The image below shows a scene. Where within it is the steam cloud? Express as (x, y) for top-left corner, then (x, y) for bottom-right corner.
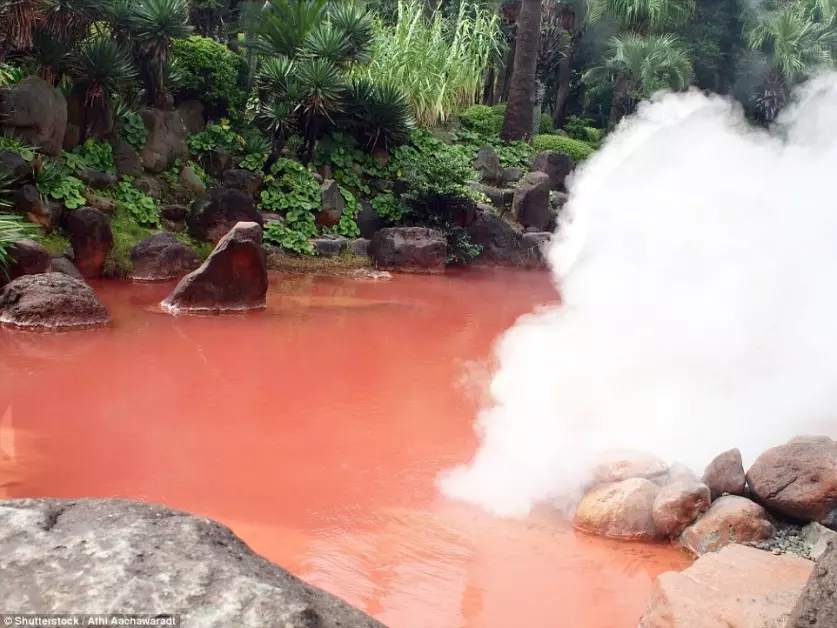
(440, 75), (837, 517)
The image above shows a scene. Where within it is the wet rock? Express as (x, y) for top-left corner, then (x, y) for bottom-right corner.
(0, 498), (382, 627)
(83, 191), (117, 214)
(0, 76), (67, 156)
(139, 108), (189, 173)
(369, 227), (446, 274)
(0, 150), (34, 181)
(520, 232), (550, 269)
(551, 190), (569, 208)
(221, 169), (263, 198)
(161, 204), (189, 222)
(703, 448), (746, 500)
(475, 145), (502, 184)
(162, 222), (267, 313)
(207, 150), (233, 178)
(591, 450), (670, 486)
(501, 166), (524, 186)
(0, 273), (109, 329)
(352, 269), (391, 281)
(176, 100), (205, 135)
(78, 168), (117, 190)
(130, 233), (200, 281)
(470, 182), (508, 210)
(111, 138), (143, 177)
(747, 436), (837, 527)
(317, 180), (344, 229)
(512, 172), (552, 231)
(135, 175), (163, 200)
(467, 211), (525, 266)
(49, 256), (83, 280)
(350, 238), (370, 257)
(787, 542), (837, 627)
(312, 235), (348, 258)
(679, 495), (775, 556)
(357, 200), (385, 238)
(573, 477), (660, 540)
(639, 544), (814, 628)
(13, 184), (48, 224)
(187, 187), (262, 243)
(652, 480), (712, 538)
(66, 207), (113, 278)
(532, 150), (574, 191)
(801, 522), (837, 560)
(1, 239), (51, 284)
(179, 165), (205, 196)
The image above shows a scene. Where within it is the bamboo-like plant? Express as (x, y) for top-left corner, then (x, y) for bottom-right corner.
(361, 0), (505, 127)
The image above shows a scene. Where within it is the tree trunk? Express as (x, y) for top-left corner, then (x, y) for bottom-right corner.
(501, 0), (542, 141)
(482, 65), (496, 105)
(552, 3), (577, 128)
(608, 74), (629, 127)
(496, 37), (516, 103)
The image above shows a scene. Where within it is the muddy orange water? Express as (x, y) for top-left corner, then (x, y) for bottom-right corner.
(0, 269), (690, 627)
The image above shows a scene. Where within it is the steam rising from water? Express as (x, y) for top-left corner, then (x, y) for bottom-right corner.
(441, 75), (837, 517)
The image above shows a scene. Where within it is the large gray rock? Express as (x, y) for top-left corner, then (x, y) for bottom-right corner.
(703, 448), (746, 500)
(139, 108), (189, 173)
(0, 498), (381, 628)
(788, 543), (837, 627)
(49, 256), (83, 280)
(512, 172), (552, 231)
(532, 150), (574, 191)
(13, 184), (48, 224)
(176, 100), (205, 135)
(78, 168), (117, 189)
(652, 480), (711, 538)
(679, 495), (775, 556)
(221, 169), (263, 198)
(369, 227), (446, 274)
(357, 200), (385, 238)
(0, 273), (109, 329)
(66, 207), (113, 278)
(163, 222), (267, 313)
(311, 235), (348, 258)
(111, 138), (143, 177)
(317, 180), (344, 228)
(747, 436), (837, 528)
(187, 187), (263, 243)
(0, 149), (34, 181)
(130, 232), (201, 281)
(474, 145), (502, 184)
(0, 239), (51, 285)
(0, 76), (67, 156)
(467, 211), (525, 266)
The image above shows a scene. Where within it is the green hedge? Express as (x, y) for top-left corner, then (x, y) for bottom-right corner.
(171, 36), (246, 114)
(460, 104), (555, 136)
(531, 134), (596, 162)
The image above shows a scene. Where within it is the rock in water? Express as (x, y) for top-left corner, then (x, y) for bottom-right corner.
(0, 76), (67, 156)
(512, 172), (553, 232)
(369, 227), (447, 274)
(130, 233), (201, 281)
(787, 542), (837, 627)
(652, 480), (712, 538)
(66, 208), (114, 278)
(162, 222), (267, 313)
(466, 211), (526, 266)
(679, 495), (775, 556)
(0, 273), (110, 329)
(573, 477), (661, 540)
(591, 449), (670, 485)
(746, 436), (837, 528)
(0, 498), (382, 628)
(639, 544), (814, 628)
(187, 187), (263, 244)
(702, 448), (746, 500)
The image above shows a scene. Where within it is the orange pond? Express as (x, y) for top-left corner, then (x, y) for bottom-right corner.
(0, 269), (690, 627)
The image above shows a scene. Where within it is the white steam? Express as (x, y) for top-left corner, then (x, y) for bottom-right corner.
(441, 75), (837, 517)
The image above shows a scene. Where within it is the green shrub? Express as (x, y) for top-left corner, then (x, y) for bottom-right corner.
(104, 208), (156, 277)
(34, 162), (87, 209)
(321, 187), (360, 238)
(112, 177), (161, 227)
(538, 113), (555, 134)
(371, 192), (410, 224)
(115, 103), (148, 150)
(563, 115), (602, 145)
(0, 136), (35, 161)
(531, 134), (596, 162)
(171, 36), (247, 114)
(62, 139), (115, 174)
(188, 119), (243, 157)
(263, 222), (316, 255)
(458, 104), (503, 136)
(259, 158), (320, 237)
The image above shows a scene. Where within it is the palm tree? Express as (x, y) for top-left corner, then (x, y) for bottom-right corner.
(586, 33), (692, 114)
(131, 0), (192, 107)
(501, 0), (542, 140)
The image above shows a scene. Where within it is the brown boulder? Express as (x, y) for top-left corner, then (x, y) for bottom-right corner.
(187, 187), (263, 244)
(591, 450), (670, 486)
(13, 184), (49, 224)
(129, 233), (200, 281)
(787, 542), (837, 627)
(653, 480), (712, 538)
(49, 257), (83, 280)
(176, 100), (205, 135)
(369, 227), (447, 274)
(221, 169), (263, 198)
(573, 477), (660, 540)
(111, 138), (142, 177)
(66, 207), (113, 278)
(639, 544), (814, 628)
(317, 180), (344, 228)
(532, 150), (574, 191)
(162, 222), (267, 313)
(0, 273), (110, 329)
(512, 171), (552, 231)
(1, 240), (51, 285)
(679, 495), (775, 556)
(0, 76), (67, 156)
(702, 448), (746, 500)
(139, 108), (189, 173)
(746, 436), (837, 527)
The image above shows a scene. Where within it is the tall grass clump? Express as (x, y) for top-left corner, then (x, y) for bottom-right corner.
(363, 0), (504, 127)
